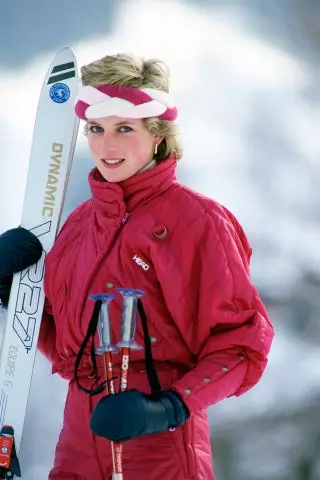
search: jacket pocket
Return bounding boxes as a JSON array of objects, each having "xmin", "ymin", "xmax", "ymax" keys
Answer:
[{"xmin": 169, "ymin": 418, "xmax": 196, "ymax": 478}]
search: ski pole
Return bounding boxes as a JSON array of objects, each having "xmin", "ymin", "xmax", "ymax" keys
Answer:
[
  {"xmin": 116, "ymin": 289, "xmax": 145, "ymax": 393},
  {"xmin": 90, "ymin": 293, "xmax": 122, "ymax": 480},
  {"xmin": 91, "ymin": 289, "xmax": 145, "ymax": 480},
  {"xmin": 105, "ymin": 288, "xmax": 145, "ymax": 479}
]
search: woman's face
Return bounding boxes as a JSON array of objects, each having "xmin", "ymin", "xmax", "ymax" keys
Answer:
[{"xmin": 87, "ymin": 116, "xmax": 162, "ymax": 182}]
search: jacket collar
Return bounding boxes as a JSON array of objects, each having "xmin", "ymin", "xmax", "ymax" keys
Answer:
[{"xmin": 88, "ymin": 156, "xmax": 177, "ymax": 224}]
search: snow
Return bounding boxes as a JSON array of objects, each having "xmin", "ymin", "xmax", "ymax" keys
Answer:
[{"xmin": 0, "ymin": 0, "xmax": 319, "ymax": 477}]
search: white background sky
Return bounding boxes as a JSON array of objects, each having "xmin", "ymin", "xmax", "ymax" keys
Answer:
[{"xmin": 0, "ymin": 0, "xmax": 319, "ymax": 478}]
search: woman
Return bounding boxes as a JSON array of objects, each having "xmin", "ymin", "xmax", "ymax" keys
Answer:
[{"xmin": 4, "ymin": 53, "xmax": 274, "ymax": 479}]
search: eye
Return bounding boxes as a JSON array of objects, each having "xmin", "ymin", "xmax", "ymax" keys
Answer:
[
  {"xmin": 88, "ymin": 125, "xmax": 103, "ymax": 134},
  {"xmin": 118, "ymin": 125, "xmax": 133, "ymax": 133}
]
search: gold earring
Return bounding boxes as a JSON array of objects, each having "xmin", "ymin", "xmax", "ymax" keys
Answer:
[{"xmin": 154, "ymin": 144, "xmax": 158, "ymax": 156}]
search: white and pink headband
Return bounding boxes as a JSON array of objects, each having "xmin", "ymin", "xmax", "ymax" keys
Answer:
[{"xmin": 75, "ymin": 84, "xmax": 178, "ymax": 121}]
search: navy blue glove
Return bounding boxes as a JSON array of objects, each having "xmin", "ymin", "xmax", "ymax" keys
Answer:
[
  {"xmin": 90, "ymin": 389, "xmax": 190, "ymax": 442},
  {"xmin": 0, "ymin": 227, "xmax": 43, "ymax": 307}
]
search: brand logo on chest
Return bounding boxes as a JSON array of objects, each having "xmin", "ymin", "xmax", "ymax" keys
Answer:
[{"xmin": 132, "ymin": 254, "xmax": 150, "ymax": 271}]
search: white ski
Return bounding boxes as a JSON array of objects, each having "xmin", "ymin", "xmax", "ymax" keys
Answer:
[{"xmin": 0, "ymin": 47, "xmax": 80, "ymax": 472}]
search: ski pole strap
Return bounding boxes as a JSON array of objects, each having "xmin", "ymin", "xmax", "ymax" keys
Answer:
[
  {"xmin": 137, "ymin": 298, "xmax": 162, "ymax": 393},
  {"xmin": 74, "ymin": 296, "xmax": 162, "ymax": 395},
  {"xmin": 74, "ymin": 299, "xmax": 106, "ymax": 395}
]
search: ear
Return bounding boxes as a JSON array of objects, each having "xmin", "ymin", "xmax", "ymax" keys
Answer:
[{"xmin": 154, "ymin": 135, "xmax": 164, "ymax": 145}]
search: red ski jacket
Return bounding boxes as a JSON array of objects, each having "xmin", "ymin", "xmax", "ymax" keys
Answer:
[{"xmin": 39, "ymin": 156, "xmax": 274, "ymax": 414}]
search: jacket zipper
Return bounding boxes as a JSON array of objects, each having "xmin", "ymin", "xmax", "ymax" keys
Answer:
[{"xmin": 75, "ymin": 210, "xmax": 129, "ymax": 328}]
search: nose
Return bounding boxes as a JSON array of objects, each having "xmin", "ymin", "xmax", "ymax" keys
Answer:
[{"xmin": 100, "ymin": 131, "xmax": 117, "ymax": 154}]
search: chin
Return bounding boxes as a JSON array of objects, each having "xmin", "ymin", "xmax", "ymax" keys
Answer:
[{"xmin": 97, "ymin": 165, "xmax": 133, "ymax": 183}]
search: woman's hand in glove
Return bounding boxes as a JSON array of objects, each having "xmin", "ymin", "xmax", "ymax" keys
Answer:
[
  {"xmin": 90, "ymin": 389, "xmax": 190, "ymax": 442},
  {"xmin": 0, "ymin": 227, "xmax": 43, "ymax": 307}
]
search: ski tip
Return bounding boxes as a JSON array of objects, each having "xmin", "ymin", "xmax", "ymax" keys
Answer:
[
  {"xmin": 56, "ymin": 46, "xmax": 74, "ymax": 55},
  {"xmin": 50, "ymin": 46, "xmax": 78, "ymax": 65},
  {"xmin": 44, "ymin": 47, "xmax": 79, "ymax": 88}
]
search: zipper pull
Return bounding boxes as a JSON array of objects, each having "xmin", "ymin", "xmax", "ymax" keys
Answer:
[{"xmin": 121, "ymin": 212, "xmax": 129, "ymax": 225}]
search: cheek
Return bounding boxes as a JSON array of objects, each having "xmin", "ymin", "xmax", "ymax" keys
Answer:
[
  {"xmin": 127, "ymin": 136, "xmax": 152, "ymax": 157},
  {"xmin": 87, "ymin": 136, "xmax": 99, "ymax": 154}
]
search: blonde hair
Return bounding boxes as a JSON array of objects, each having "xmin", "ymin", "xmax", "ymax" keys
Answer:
[{"xmin": 81, "ymin": 53, "xmax": 183, "ymax": 161}]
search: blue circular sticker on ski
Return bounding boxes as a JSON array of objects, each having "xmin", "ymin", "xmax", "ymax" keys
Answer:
[{"xmin": 49, "ymin": 82, "xmax": 70, "ymax": 103}]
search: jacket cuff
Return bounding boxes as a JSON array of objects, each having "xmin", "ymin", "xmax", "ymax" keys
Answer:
[{"xmin": 171, "ymin": 352, "xmax": 248, "ymax": 415}]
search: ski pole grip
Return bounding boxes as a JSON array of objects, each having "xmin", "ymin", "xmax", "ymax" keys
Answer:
[
  {"xmin": 116, "ymin": 288, "xmax": 145, "ymax": 349},
  {"xmin": 90, "ymin": 293, "xmax": 118, "ymax": 354}
]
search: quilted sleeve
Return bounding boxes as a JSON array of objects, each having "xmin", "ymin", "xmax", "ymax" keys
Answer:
[
  {"xmin": 37, "ymin": 200, "xmax": 88, "ymax": 365},
  {"xmin": 37, "ymin": 295, "xmax": 59, "ymax": 365},
  {"xmin": 158, "ymin": 200, "xmax": 275, "ymax": 415}
]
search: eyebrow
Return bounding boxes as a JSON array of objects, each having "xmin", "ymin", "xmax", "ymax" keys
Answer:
[{"xmin": 87, "ymin": 120, "xmax": 136, "ymax": 126}]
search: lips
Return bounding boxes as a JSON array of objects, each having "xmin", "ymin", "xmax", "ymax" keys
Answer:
[
  {"xmin": 102, "ymin": 158, "xmax": 124, "ymax": 164},
  {"xmin": 101, "ymin": 158, "xmax": 125, "ymax": 168}
]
